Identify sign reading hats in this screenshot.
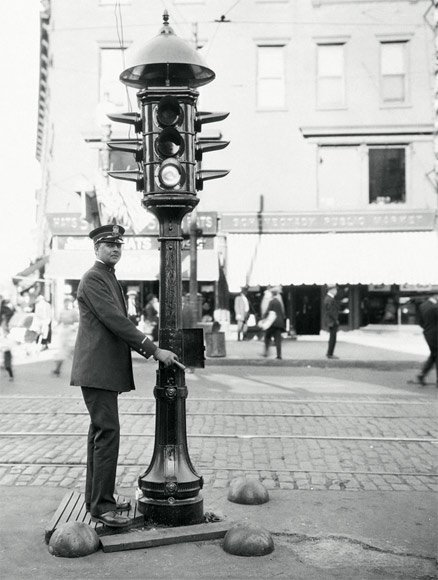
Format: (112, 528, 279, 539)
(89, 224, 125, 244)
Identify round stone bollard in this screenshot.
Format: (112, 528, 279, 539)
(227, 476, 269, 505)
(223, 522, 274, 557)
(48, 521, 100, 558)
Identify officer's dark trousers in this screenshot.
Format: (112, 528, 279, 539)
(81, 387, 119, 517)
(327, 326, 338, 356)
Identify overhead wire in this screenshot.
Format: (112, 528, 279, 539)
(51, 18, 423, 32)
(222, 0, 244, 18)
(114, 0, 133, 115)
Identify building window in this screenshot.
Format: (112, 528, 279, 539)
(380, 41, 407, 104)
(317, 145, 362, 208)
(316, 43, 345, 108)
(99, 47, 127, 108)
(257, 45, 286, 109)
(369, 147, 405, 204)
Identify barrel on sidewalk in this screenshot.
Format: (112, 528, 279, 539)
(205, 324, 226, 358)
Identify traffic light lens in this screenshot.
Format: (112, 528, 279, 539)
(158, 159, 184, 188)
(156, 128, 184, 158)
(156, 96, 181, 127)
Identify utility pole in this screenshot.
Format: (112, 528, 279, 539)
(189, 214, 200, 327)
(189, 21, 200, 328)
(434, 1, 438, 189)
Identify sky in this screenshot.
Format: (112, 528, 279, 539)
(0, 1, 41, 291)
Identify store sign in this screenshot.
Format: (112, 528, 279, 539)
(123, 237, 158, 251)
(47, 211, 217, 236)
(182, 212, 217, 235)
(368, 285, 392, 292)
(221, 211, 436, 233)
(55, 237, 90, 250)
(47, 214, 90, 235)
(181, 237, 214, 250)
(55, 236, 212, 251)
(400, 284, 436, 293)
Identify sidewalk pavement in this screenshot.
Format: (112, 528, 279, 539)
(12, 324, 428, 368)
(204, 324, 428, 370)
(1, 485, 436, 579)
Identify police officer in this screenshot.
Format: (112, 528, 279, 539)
(71, 224, 178, 528)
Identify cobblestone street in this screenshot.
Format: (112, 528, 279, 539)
(1, 358, 436, 495)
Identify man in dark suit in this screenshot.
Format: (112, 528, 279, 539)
(323, 286, 339, 359)
(71, 224, 178, 528)
(260, 286, 285, 360)
(415, 295, 438, 387)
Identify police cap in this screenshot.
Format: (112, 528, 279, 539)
(89, 224, 125, 244)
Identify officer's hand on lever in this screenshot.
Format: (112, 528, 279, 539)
(153, 347, 179, 368)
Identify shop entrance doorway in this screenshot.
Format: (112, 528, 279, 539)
(294, 286, 321, 335)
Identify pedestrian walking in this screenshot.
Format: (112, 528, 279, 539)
(260, 288, 272, 318)
(413, 294, 438, 387)
(324, 286, 340, 359)
(70, 224, 179, 528)
(259, 286, 285, 359)
(0, 319, 14, 381)
(0, 295, 15, 326)
(234, 287, 250, 341)
(144, 293, 159, 341)
(126, 290, 139, 325)
(182, 292, 194, 328)
(34, 294, 52, 350)
(52, 296, 79, 377)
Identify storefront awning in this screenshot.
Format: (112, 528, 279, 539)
(45, 249, 218, 281)
(13, 256, 50, 289)
(226, 232, 438, 291)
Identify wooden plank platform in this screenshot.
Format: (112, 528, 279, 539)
(100, 520, 232, 553)
(45, 491, 138, 543)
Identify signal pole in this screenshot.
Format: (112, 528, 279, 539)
(107, 12, 229, 526)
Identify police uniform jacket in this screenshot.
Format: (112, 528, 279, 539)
(70, 261, 157, 392)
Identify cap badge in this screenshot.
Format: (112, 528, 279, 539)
(112, 225, 119, 235)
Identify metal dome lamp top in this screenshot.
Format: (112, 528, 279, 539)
(120, 11, 215, 89)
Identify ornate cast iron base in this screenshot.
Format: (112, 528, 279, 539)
(138, 495, 204, 527)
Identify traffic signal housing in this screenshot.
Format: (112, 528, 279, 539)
(106, 112, 144, 191)
(107, 89, 229, 197)
(140, 88, 196, 196)
(194, 111, 229, 191)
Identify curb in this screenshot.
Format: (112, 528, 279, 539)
(131, 355, 423, 371)
(204, 358, 423, 370)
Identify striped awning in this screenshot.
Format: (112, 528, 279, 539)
(45, 249, 218, 281)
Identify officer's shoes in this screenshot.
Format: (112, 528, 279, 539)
(91, 511, 131, 528)
(86, 499, 131, 512)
